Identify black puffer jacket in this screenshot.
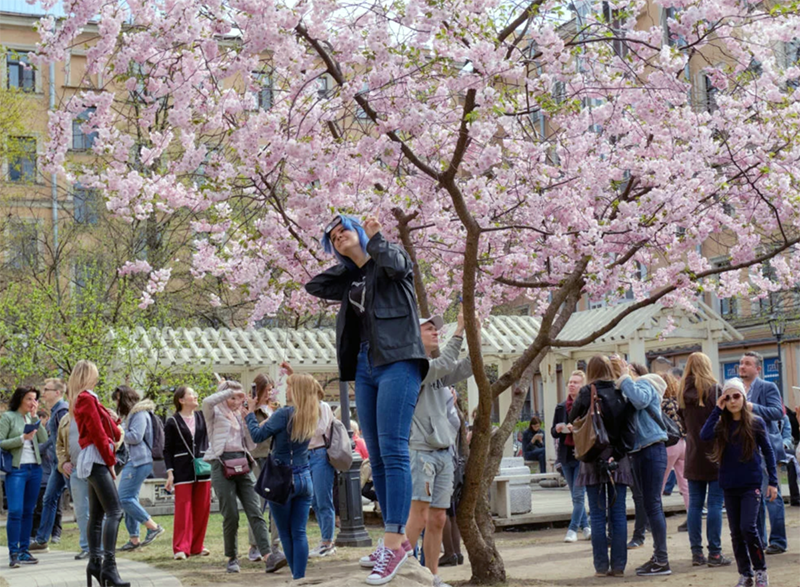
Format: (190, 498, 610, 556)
(569, 380, 636, 462)
(306, 232, 429, 382)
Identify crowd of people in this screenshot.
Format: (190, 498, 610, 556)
(553, 350, 795, 587)
(0, 214, 797, 587)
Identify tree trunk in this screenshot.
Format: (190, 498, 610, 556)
(457, 361, 538, 584)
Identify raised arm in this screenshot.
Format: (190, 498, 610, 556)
(700, 406, 723, 442)
(365, 232, 412, 280)
(246, 407, 289, 444)
(202, 388, 233, 423)
(305, 264, 351, 301)
(618, 375, 656, 410)
(422, 335, 464, 385)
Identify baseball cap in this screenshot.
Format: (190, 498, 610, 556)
(419, 315, 444, 330)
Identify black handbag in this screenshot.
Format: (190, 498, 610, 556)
(254, 415, 294, 505)
(647, 404, 681, 447)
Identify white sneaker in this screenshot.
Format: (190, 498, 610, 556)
(310, 543, 337, 558)
(564, 530, 578, 543)
(360, 540, 385, 568)
(582, 527, 592, 540)
(433, 576, 452, 587)
(173, 552, 187, 560)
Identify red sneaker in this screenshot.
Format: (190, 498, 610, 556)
(366, 547, 408, 585)
(360, 540, 386, 569)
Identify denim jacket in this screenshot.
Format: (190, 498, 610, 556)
(123, 400, 154, 467)
(246, 407, 310, 468)
(618, 374, 667, 452)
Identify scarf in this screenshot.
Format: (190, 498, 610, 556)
(564, 394, 575, 447)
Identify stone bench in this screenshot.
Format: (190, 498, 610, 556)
(490, 473, 534, 519)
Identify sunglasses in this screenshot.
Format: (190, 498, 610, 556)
(323, 215, 343, 236)
(724, 392, 743, 401)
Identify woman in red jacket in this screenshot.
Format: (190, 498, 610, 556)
(70, 360, 128, 587)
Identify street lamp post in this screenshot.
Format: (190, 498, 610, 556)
(768, 313, 785, 401)
(335, 380, 372, 547)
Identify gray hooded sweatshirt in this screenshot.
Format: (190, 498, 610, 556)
(409, 334, 473, 452)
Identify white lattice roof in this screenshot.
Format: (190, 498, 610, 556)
(119, 301, 739, 371)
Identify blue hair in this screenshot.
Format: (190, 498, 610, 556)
(321, 215, 369, 270)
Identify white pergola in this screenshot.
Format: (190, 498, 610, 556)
(122, 300, 740, 462)
(474, 300, 742, 459)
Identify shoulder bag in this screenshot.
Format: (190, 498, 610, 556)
(0, 448, 13, 474)
(572, 384, 611, 463)
(255, 414, 294, 504)
(323, 418, 354, 472)
(647, 403, 681, 447)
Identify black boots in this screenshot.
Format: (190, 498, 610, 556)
(100, 553, 130, 587)
(86, 556, 102, 587)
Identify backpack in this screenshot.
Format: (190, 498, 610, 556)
(144, 412, 165, 460)
(323, 419, 353, 472)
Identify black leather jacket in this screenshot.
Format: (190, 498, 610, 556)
(569, 380, 636, 461)
(305, 232, 429, 382)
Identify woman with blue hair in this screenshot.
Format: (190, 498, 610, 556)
(306, 214, 429, 586)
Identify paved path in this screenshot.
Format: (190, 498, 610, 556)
(0, 547, 182, 587)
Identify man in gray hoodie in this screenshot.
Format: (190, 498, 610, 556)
(405, 309, 473, 587)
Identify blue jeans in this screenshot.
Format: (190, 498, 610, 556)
(6, 464, 43, 556)
(562, 460, 588, 532)
(688, 479, 723, 556)
(758, 465, 786, 550)
(269, 469, 313, 579)
(586, 483, 628, 573)
(524, 446, 546, 473)
(631, 442, 668, 564)
(69, 473, 91, 552)
(35, 467, 67, 543)
(118, 461, 154, 538)
(355, 343, 422, 535)
(309, 447, 336, 543)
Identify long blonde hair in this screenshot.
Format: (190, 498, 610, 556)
(287, 374, 321, 442)
(679, 352, 717, 408)
(67, 360, 99, 414)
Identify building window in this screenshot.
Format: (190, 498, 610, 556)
(6, 220, 38, 270)
(704, 74, 718, 113)
(73, 185, 99, 224)
(317, 75, 331, 99)
(787, 39, 800, 89)
(719, 297, 738, 318)
(7, 52, 35, 92)
(355, 82, 370, 120)
(253, 72, 272, 110)
(8, 137, 36, 183)
(72, 108, 97, 151)
(552, 80, 566, 104)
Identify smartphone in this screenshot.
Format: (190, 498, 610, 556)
(23, 421, 41, 434)
(251, 382, 257, 399)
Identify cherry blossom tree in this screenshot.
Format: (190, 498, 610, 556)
(31, 0, 800, 582)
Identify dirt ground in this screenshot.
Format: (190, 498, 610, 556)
(204, 506, 800, 587)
